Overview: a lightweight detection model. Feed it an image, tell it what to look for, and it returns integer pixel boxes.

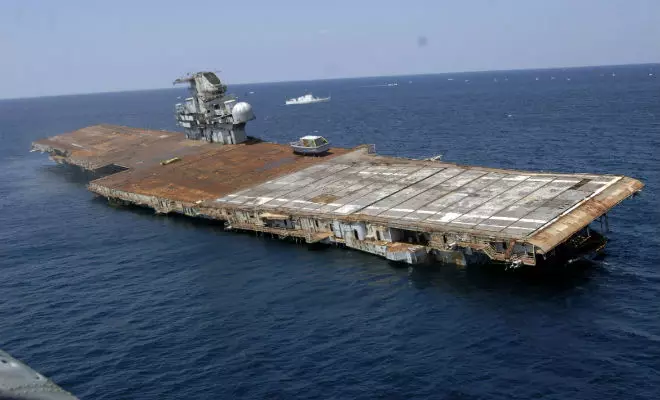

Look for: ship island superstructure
[31,73,643,269]
[174,72,255,144]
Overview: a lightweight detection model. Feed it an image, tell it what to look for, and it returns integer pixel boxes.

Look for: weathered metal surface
[527,177,644,253]
[31,124,206,170]
[33,125,351,203]
[91,141,351,203]
[0,349,78,400]
[214,149,642,242]
[33,124,644,267]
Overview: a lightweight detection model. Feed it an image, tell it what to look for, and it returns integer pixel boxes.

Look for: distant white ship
[285,93,331,105]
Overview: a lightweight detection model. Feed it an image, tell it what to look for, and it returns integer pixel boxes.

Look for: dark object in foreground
[0,349,78,400]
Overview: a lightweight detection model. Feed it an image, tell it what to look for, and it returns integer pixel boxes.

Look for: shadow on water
[95,195,606,295]
[405,259,604,297]
[91,196,226,228]
[89,196,320,250]
[41,163,108,185]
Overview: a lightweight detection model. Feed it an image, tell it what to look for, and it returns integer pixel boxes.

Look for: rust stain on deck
[95,142,350,202]
[34,125,351,203]
[32,124,206,170]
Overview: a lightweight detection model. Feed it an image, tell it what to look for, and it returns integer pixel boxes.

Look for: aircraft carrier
[31,72,644,269]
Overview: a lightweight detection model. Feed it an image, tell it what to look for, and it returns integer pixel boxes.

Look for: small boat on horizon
[285,93,331,105]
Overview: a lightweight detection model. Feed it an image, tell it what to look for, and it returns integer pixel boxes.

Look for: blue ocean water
[1,64,659,399]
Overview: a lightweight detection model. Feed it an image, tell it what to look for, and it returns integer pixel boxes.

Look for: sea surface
[1,64,659,399]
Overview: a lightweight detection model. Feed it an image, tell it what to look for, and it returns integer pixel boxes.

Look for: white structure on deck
[174,72,255,144]
[290,135,331,155]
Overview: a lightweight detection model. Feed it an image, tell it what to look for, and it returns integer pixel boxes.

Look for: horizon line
[2,61,657,101]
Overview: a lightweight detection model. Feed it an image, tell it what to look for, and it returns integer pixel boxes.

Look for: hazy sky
[1,0,658,99]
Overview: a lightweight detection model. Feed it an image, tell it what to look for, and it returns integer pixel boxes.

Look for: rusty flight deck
[32,124,644,268]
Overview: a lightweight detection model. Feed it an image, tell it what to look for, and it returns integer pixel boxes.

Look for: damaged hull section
[33,125,644,269]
